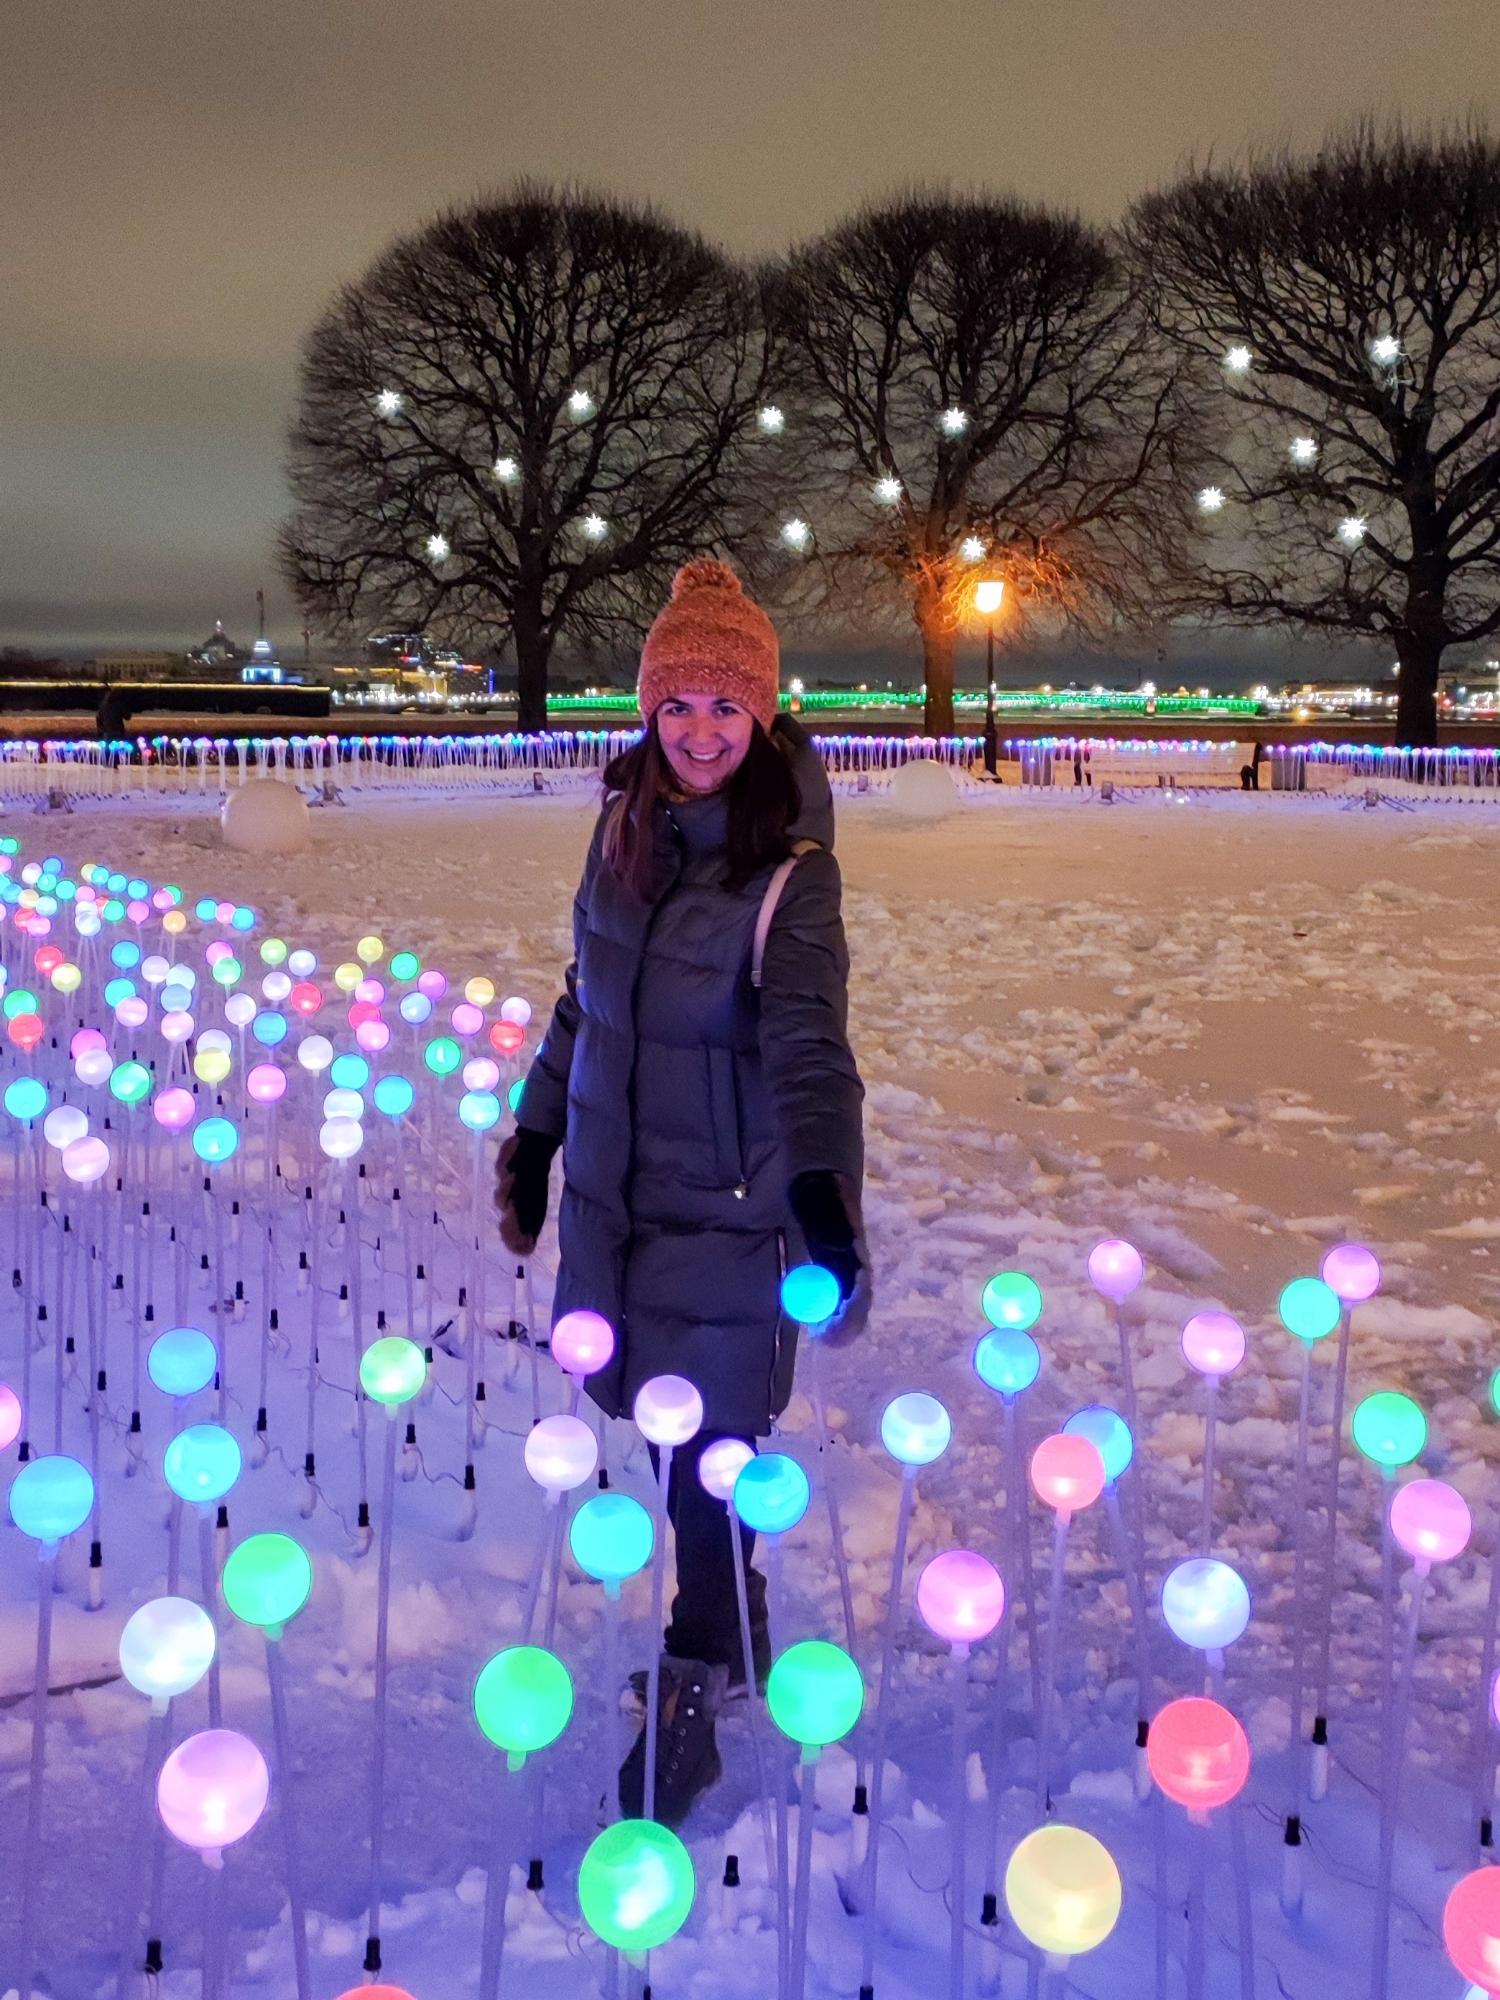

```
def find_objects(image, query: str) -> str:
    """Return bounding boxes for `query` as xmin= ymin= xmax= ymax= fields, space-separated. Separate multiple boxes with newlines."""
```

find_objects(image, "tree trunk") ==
xmin=1393 ymin=629 xmax=1441 ymax=748
xmin=513 ymin=595 xmax=551 ymax=735
xmin=917 ymin=590 xmax=955 ymax=738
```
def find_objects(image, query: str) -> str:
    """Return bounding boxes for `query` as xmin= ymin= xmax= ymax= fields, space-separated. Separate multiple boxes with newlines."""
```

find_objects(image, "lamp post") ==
xmin=975 ymin=579 xmax=1004 ymax=776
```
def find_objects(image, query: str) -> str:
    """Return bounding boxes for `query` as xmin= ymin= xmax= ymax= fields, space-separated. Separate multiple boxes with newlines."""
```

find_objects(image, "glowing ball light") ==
xmin=246 ymin=1063 xmax=286 ymax=1106
xmin=916 ymin=1549 xmax=1005 ymax=1646
xmin=287 ymin=949 xmax=317 ymax=979
xmin=5 ymin=1078 xmax=47 ymax=1122
xmin=358 ymin=1337 xmax=426 ymax=1406
xmin=331 ymin=1052 xmax=369 ymax=1090
xmin=551 ymin=1309 xmax=614 ymax=1378
xmin=9 ymin=1012 xmax=44 ymax=1053
xmin=0 ymin=1384 xmax=21 ymax=1450
xmin=1351 ymin=1391 xmax=1427 ymax=1470
xmin=153 ymin=1087 xmax=195 ymax=1132
xmin=524 ymin=1414 xmax=599 ymax=1493
xmin=290 ymin=981 xmax=322 ymax=1017
xmin=401 ymin=993 xmax=433 ymax=1026
xmin=157 ymin=1729 xmax=269 ymax=1857
xmin=425 ymin=1036 xmax=462 ymax=1078
xmin=148 ymin=1326 xmax=217 ymax=1399
xmin=63 ymin=1135 xmax=111 ymax=1185
xmin=1147 ymin=1698 xmax=1250 ymax=1814
xmin=1444 ymin=1866 xmax=1500 ymax=1991
xmin=252 ymin=1010 xmax=288 ymax=1048
xmin=297 ymin=1034 xmax=334 ymax=1074
xmin=982 ymin=1270 xmax=1043 ymax=1331
xmin=462 ymin=1056 xmax=500 ymax=1093
xmin=1321 ymin=1242 xmax=1381 ymax=1303
xmin=109 ymin=1060 xmax=152 ymax=1106
xmin=163 ymin=1424 xmax=242 ymax=1505
xmin=120 ymin=1598 xmax=217 ymax=1704
xmin=459 ymin=1090 xmax=501 ymax=1132
xmin=357 ymin=1019 xmax=391 ymax=1055
xmin=1063 ymin=1405 xmax=1133 ymax=1484
xmin=1004 ymin=1824 xmax=1122 ymax=1959
xmin=768 ymin=1639 xmax=864 ymax=1747
xmin=473 ymin=1645 xmax=574 ymax=1765
xmin=1029 ymin=1433 xmax=1106 ymax=1517
xmin=634 ymin=1374 xmax=704 ymax=1448
xmin=974 ymin=1327 xmax=1042 ymax=1396
xmin=222 ymin=1534 xmax=314 ymax=1632
xmin=356 ymin=934 xmax=384 ymax=966
xmin=733 ymin=1452 xmax=811 ymax=1535
xmin=1390 ymin=1479 xmax=1471 ymax=1567
xmin=76 ymin=1048 xmax=115 ymax=1088
xmin=1278 ymin=1277 xmax=1341 ymax=1343
xmin=1181 ymin=1311 xmax=1246 ymax=1377
xmin=191 ymin=1117 xmax=238 ymax=1166
xmin=507 ymin=1079 xmax=525 ymax=1115
xmin=333 ymin=961 xmax=361 ymax=995
xmin=880 ymin=1391 xmax=953 ymax=1467
xmin=116 ymin=996 xmax=149 ymax=1031
xmin=502 ymin=995 xmax=532 ymax=1026
xmin=1161 ymin=1558 xmax=1252 ymax=1652
xmin=9 ymin=1454 xmax=93 ymax=1542
xmin=193 ymin=1047 xmax=233 ymax=1087
xmin=570 ymin=1492 xmax=655 ymax=1587
xmin=323 ymin=1087 xmax=365 ymax=1122
xmin=451 ymin=1002 xmax=484 ymax=1038
xmin=578 ymin=1820 xmax=695 ymax=1952
xmin=489 ymin=1019 xmax=525 ymax=1056
xmin=225 ymin=994 xmax=256 ymax=1031
xmin=320 ymin=1116 xmax=363 ymax=1162
xmin=781 ymin=1262 xmax=841 ymax=1327
xmin=389 ymin=952 xmax=420 ymax=982
xmin=373 ymin=1075 xmax=415 ymax=1119
xmin=159 ymin=1012 xmax=193 ymax=1046
xmin=1088 ymin=1238 xmax=1144 ymax=1302
xmin=700 ymin=1438 xmax=754 ymax=1503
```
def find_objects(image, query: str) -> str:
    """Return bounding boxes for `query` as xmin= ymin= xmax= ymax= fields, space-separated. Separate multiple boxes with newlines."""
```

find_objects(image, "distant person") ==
xmin=1240 ymin=738 xmax=1265 ymax=791
xmin=95 ymin=685 xmax=130 ymax=739
xmin=496 ymin=557 xmax=869 ymax=1828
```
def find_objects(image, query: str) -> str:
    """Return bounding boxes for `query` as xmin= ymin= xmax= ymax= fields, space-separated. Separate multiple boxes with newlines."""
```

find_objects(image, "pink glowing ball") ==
xmin=356 ymin=1020 xmax=391 ymax=1055
xmin=1180 ymin=1312 xmax=1246 ymax=1378
xmin=246 ymin=1064 xmax=287 ymax=1106
xmin=156 ymin=1727 xmax=269 ymax=1856
xmin=290 ymin=981 xmax=322 ymax=1017
xmin=347 ymin=1000 xmax=380 ymax=1031
xmin=451 ymin=1002 xmax=484 ymax=1038
xmin=524 ymin=1414 xmax=600 ymax=1493
xmin=552 ymin=1310 xmax=616 ymax=1378
xmin=214 ymin=900 xmax=235 ymax=926
xmin=1444 ymin=1866 xmax=1500 ymax=1991
xmin=1390 ymin=1479 xmax=1471 ymax=1566
xmin=63 ymin=1135 xmax=111 ymax=1185
xmin=1147 ymin=1697 xmax=1250 ymax=1814
xmin=700 ymin=1437 xmax=755 ymax=1503
xmin=152 ymin=888 xmax=173 ymax=910
xmin=116 ymin=997 xmax=150 ymax=1031
xmin=127 ymin=899 xmax=149 ymax=924
xmin=0 ymin=1384 xmax=22 ymax=1451
xmin=159 ymin=1012 xmax=194 ymax=1045
xmin=1320 ymin=1243 xmax=1381 ymax=1303
xmin=153 ymin=1087 xmax=196 ymax=1133
xmin=1087 ymin=1238 xmax=1143 ymax=1302
xmin=205 ymin=940 xmax=234 ymax=967
xmin=417 ymin=969 xmax=448 ymax=1000
xmin=463 ymin=1056 xmax=501 ymax=1093
xmin=633 ymin=1374 xmax=704 ymax=1448
xmin=70 ymin=1028 xmax=107 ymax=1059
xmin=916 ymin=1550 xmax=1005 ymax=1647
xmin=355 ymin=978 xmax=386 ymax=1006
xmin=1029 ymin=1433 xmax=1106 ymax=1516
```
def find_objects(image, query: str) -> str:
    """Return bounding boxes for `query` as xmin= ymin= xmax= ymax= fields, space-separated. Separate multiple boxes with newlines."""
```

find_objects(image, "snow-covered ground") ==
xmin=5 ymin=781 xmax=1500 ymax=1999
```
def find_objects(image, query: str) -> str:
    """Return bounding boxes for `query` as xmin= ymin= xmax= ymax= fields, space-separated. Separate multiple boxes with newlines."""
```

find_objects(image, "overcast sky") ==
xmin=3 ymin=0 xmax=1495 ymax=658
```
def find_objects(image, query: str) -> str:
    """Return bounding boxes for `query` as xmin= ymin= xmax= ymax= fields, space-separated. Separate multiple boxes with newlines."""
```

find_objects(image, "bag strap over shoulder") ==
xmin=751 ymin=839 xmax=820 ymax=989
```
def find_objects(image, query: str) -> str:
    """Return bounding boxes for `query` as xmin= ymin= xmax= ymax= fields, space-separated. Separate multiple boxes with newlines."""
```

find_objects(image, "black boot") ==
xmin=618 ymin=1657 xmax=727 ymax=1829
xmin=623 ymin=1568 xmax=771 ymax=1718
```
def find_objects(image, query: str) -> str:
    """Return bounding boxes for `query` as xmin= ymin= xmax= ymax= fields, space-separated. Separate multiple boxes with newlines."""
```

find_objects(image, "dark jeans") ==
xmin=647 ymin=1429 xmax=758 ymax=1669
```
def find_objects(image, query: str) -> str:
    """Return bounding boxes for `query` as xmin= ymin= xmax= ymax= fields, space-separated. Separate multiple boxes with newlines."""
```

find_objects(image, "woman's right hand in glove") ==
xmin=494 ymin=1127 xmax=560 ymax=1257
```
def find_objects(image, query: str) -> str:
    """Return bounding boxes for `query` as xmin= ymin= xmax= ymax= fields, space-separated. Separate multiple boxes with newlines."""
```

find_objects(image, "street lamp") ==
xmin=975 ymin=578 xmax=1005 ymax=777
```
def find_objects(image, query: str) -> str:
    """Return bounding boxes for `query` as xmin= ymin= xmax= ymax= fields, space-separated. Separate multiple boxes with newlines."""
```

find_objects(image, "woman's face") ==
xmin=657 ymin=693 xmax=756 ymax=794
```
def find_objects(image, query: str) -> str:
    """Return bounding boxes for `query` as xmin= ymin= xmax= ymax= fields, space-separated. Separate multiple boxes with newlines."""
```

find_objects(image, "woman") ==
xmin=496 ymin=557 xmax=868 ymax=1827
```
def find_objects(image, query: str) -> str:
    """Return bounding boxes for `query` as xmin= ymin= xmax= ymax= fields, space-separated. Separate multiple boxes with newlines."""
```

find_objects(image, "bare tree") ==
xmin=280 ymin=185 xmax=773 ymax=730
xmin=1128 ymin=121 xmax=1500 ymax=746
xmin=770 ymin=192 xmax=1195 ymax=735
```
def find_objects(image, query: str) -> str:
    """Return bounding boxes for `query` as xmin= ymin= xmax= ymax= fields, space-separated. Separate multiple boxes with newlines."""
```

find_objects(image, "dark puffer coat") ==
xmin=517 ymin=718 xmax=864 ymax=1436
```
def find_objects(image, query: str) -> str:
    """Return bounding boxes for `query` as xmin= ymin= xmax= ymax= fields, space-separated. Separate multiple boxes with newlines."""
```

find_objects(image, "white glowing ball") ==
xmin=500 ymin=996 xmax=532 ymax=1027
xmin=297 ymin=1035 xmax=334 ymax=1074
xmin=319 ymin=1117 xmax=363 ymax=1161
xmin=120 ymin=1597 xmax=217 ymax=1703
xmin=523 ymin=1415 xmax=599 ymax=1493
xmin=700 ymin=1438 xmax=755 ymax=1503
xmin=141 ymin=955 xmax=171 ymax=986
xmin=159 ymin=1012 xmax=194 ymax=1045
xmin=115 ymin=997 xmax=149 ymax=1030
xmin=220 ymin=781 xmax=311 ymax=856
xmin=197 ymin=1029 xmax=232 ymax=1056
xmin=463 ymin=1057 xmax=501 ymax=1092
xmin=887 ymin=759 xmax=959 ymax=821
xmin=75 ymin=1050 xmax=114 ymax=1088
xmin=63 ymin=1135 xmax=111 ymax=1185
xmin=44 ymin=1105 xmax=89 ymax=1152
xmin=262 ymin=971 xmax=291 ymax=1004
xmin=224 ymin=994 xmax=256 ymax=1029
xmin=322 ymin=1087 xmax=365 ymax=1122
xmin=634 ymin=1375 xmax=704 ymax=1448
xmin=287 ymin=950 xmax=316 ymax=979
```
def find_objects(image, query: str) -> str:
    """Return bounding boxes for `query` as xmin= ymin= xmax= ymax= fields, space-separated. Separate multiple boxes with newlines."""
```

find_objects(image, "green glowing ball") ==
xmin=981 ymin=1271 xmax=1043 ymax=1332
xmin=578 ymin=1820 xmax=695 ymax=1951
xmin=473 ymin=1645 xmax=573 ymax=1759
xmin=211 ymin=956 xmax=242 ymax=988
xmin=3 ymin=989 xmax=39 ymax=1021
xmin=258 ymin=938 xmax=288 ymax=967
xmin=222 ymin=1533 xmax=313 ymax=1631
xmin=424 ymin=1036 xmax=461 ymax=1078
xmin=1352 ymin=1391 xmax=1426 ymax=1470
xmin=358 ymin=1336 xmax=426 ymax=1406
xmin=390 ymin=951 xmax=421 ymax=982
xmin=109 ymin=1061 xmax=152 ymax=1107
xmin=1490 ymin=1366 xmax=1500 ymax=1420
xmin=1278 ymin=1277 xmax=1341 ymax=1343
xmin=766 ymin=1639 xmax=864 ymax=1748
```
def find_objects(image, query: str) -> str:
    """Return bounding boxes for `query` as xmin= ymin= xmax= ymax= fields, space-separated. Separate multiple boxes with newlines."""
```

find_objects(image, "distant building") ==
xmin=90 ymin=652 xmax=183 ymax=681
xmin=188 ymin=621 xmax=247 ymax=670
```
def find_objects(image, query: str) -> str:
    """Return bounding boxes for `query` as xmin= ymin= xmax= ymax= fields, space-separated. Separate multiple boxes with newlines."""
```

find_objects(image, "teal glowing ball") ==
xmin=9 ymin=1454 xmax=94 ymax=1543
xmin=163 ymin=1424 xmax=242 ymax=1504
xmin=766 ymin=1639 xmax=864 ymax=1748
xmin=981 ymin=1271 xmax=1043 ymax=1332
xmin=973 ymin=1328 xmax=1041 ymax=1397
xmin=781 ymin=1263 xmax=841 ymax=1327
xmin=4 ymin=1078 xmax=47 ymax=1122
xmin=1278 ymin=1277 xmax=1341 ymax=1344
xmin=569 ymin=1493 xmax=655 ymax=1586
xmin=109 ymin=1061 xmax=152 ymax=1107
xmin=330 ymin=1053 xmax=369 ymax=1091
xmin=148 ymin=1327 xmax=217 ymax=1400
xmin=459 ymin=1090 xmax=501 ymax=1132
xmin=507 ymin=1078 xmax=525 ymax=1114
xmin=373 ymin=1075 xmax=415 ymax=1118
xmin=1063 ymin=1405 xmax=1133 ymax=1484
xmin=192 ymin=1117 xmax=239 ymax=1165
xmin=733 ymin=1453 xmax=811 ymax=1535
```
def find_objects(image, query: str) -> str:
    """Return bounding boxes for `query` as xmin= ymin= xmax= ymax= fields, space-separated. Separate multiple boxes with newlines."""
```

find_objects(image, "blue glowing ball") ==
xmin=161 ymin=983 xmax=194 ymax=1016
xmin=252 ymin=1011 xmax=288 ymax=1048
xmin=330 ymin=1053 xmax=370 ymax=1091
xmin=972 ymin=1329 xmax=1041 ymax=1398
xmin=4 ymin=1078 xmax=48 ymax=1122
xmin=373 ymin=1075 xmax=415 ymax=1118
xmin=163 ymin=1424 xmax=242 ymax=1504
xmin=459 ymin=1091 xmax=501 ymax=1132
xmin=231 ymin=906 xmax=255 ymax=933
xmin=9 ymin=1454 xmax=94 ymax=1543
xmin=399 ymin=993 xmax=432 ymax=1026
xmin=194 ymin=897 xmax=217 ymax=922
xmin=192 ymin=1117 xmax=239 ymax=1165
xmin=733 ymin=1453 xmax=811 ymax=1535
xmin=781 ymin=1264 xmax=842 ymax=1328
xmin=1063 ymin=1405 xmax=1133 ymax=1484
xmin=103 ymin=977 xmax=137 ymax=1009
xmin=148 ymin=1327 xmax=218 ymax=1400
xmin=1160 ymin=1558 xmax=1251 ymax=1652
xmin=569 ymin=1492 xmax=655 ymax=1585
xmin=111 ymin=941 xmax=141 ymax=969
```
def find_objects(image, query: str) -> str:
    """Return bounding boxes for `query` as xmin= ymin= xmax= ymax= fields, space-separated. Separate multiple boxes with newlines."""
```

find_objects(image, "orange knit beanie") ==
xmin=637 ymin=558 xmax=781 ymax=732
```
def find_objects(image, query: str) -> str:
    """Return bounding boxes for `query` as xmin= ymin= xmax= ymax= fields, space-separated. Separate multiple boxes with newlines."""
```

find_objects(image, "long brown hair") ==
xmin=602 ymin=719 xmax=802 ymax=898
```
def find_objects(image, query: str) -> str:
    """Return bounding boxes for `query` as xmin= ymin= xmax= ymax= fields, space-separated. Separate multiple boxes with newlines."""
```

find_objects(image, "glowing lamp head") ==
xmin=1147 ymin=1697 xmax=1250 ymax=1813
xmin=153 ymin=1087 xmax=195 ymax=1132
xmin=1087 ymin=1239 xmax=1143 ymax=1302
xmin=109 ymin=1061 xmax=152 ymax=1106
xmin=148 ymin=1326 xmax=218 ymax=1400
xmin=462 ymin=1056 xmax=500 ymax=1092
xmin=524 ymin=1414 xmax=599 ymax=1493
xmin=192 ymin=1118 xmax=237 ymax=1166
xmin=1278 ymin=1276 xmax=1341 ymax=1343
xmin=1180 ymin=1312 xmax=1245 ymax=1378
xmin=156 ymin=1729 xmax=268 ymax=1856
xmin=222 ymin=1534 xmax=313 ymax=1631
xmin=916 ymin=1549 xmax=1005 ymax=1646
xmin=0 ymin=1383 xmax=21 ymax=1450
xmin=1351 ymin=1391 xmax=1426 ymax=1470
xmin=1063 ymin=1405 xmax=1133 ymax=1484
xmin=1004 ymin=1824 xmax=1122 ymax=1958
xmin=781 ymin=1263 xmax=842 ymax=1328
xmin=569 ymin=1492 xmax=655 ymax=1586
xmin=880 ymin=1391 xmax=952 ymax=1468
xmin=489 ymin=1019 xmax=525 ymax=1056
xmin=474 ymin=1645 xmax=573 ymax=1763
xmin=1444 ymin=1866 xmax=1500 ymax=1992
xmin=5 ymin=1077 xmax=48 ymax=1122
xmin=163 ymin=1424 xmax=242 ymax=1505
xmin=120 ymin=1597 xmax=217 ymax=1703
xmin=1321 ymin=1242 xmax=1380 ymax=1302
xmin=424 ymin=1036 xmax=461 ymax=1077
xmin=500 ymin=996 xmax=532 ymax=1025
xmin=975 ymin=578 xmax=1005 ymax=616
xmin=1390 ymin=1478 xmax=1471 ymax=1566
xmin=63 ymin=1135 xmax=111 ymax=1185
xmin=247 ymin=1063 xmax=287 ymax=1105
xmin=633 ymin=1374 xmax=704 ymax=1448
xmin=358 ymin=1336 xmax=426 ymax=1406
xmin=319 ymin=1116 xmax=363 ymax=1162
xmin=551 ymin=1309 xmax=615 ymax=1378
xmin=973 ymin=1328 xmax=1042 ymax=1398
xmin=1029 ymin=1433 xmax=1105 ymax=1516
xmin=459 ymin=1090 xmax=501 ymax=1132
xmin=1161 ymin=1558 xmax=1251 ymax=1652
xmin=9 ymin=1453 xmax=94 ymax=1542
xmin=981 ymin=1270 xmax=1042 ymax=1331
xmin=732 ymin=1453 xmax=811 ymax=1536
xmin=578 ymin=1820 xmax=695 ymax=1952
xmin=296 ymin=1033 xmax=333 ymax=1073
xmin=451 ymin=1002 xmax=484 ymax=1037
xmin=76 ymin=1049 xmax=115 ymax=1088
xmin=45 ymin=1104 xmax=88 ymax=1152
xmin=767 ymin=1639 xmax=864 ymax=1747
xmin=699 ymin=1437 xmax=754 ymax=1503
xmin=373 ymin=1075 xmax=415 ymax=1118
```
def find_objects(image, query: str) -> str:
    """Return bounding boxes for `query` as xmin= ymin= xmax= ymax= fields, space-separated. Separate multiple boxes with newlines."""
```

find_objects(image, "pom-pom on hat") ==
xmin=638 ymin=559 xmax=781 ymax=732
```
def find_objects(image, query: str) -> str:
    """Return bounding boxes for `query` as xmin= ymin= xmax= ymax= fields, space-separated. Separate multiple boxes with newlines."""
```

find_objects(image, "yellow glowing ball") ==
xmin=1004 ymin=1825 xmax=1122 ymax=1959
xmin=193 ymin=1049 xmax=233 ymax=1086
xmin=51 ymin=963 xmax=83 ymax=995
xmin=333 ymin=962 xmax=362 ymax=994
xmin=464 ymin=975 xmax=496 ymax=1008
xmin=163 ymin=910 xmax=187 ymax=935
xmin=356 ymin=934 xmax=385 ymax=966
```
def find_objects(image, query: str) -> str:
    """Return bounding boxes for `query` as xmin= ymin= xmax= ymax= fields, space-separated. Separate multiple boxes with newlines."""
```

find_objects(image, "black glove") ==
xmin=495 ymin=1127 xmax=561 ymax=1255
xmin=788 ymin=1169 xmax=870 ymax=1345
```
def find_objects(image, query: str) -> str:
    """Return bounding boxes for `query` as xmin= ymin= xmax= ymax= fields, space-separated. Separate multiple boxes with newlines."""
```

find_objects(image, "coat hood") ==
xmin=772 ymin=712 xmax=836 ymax=851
